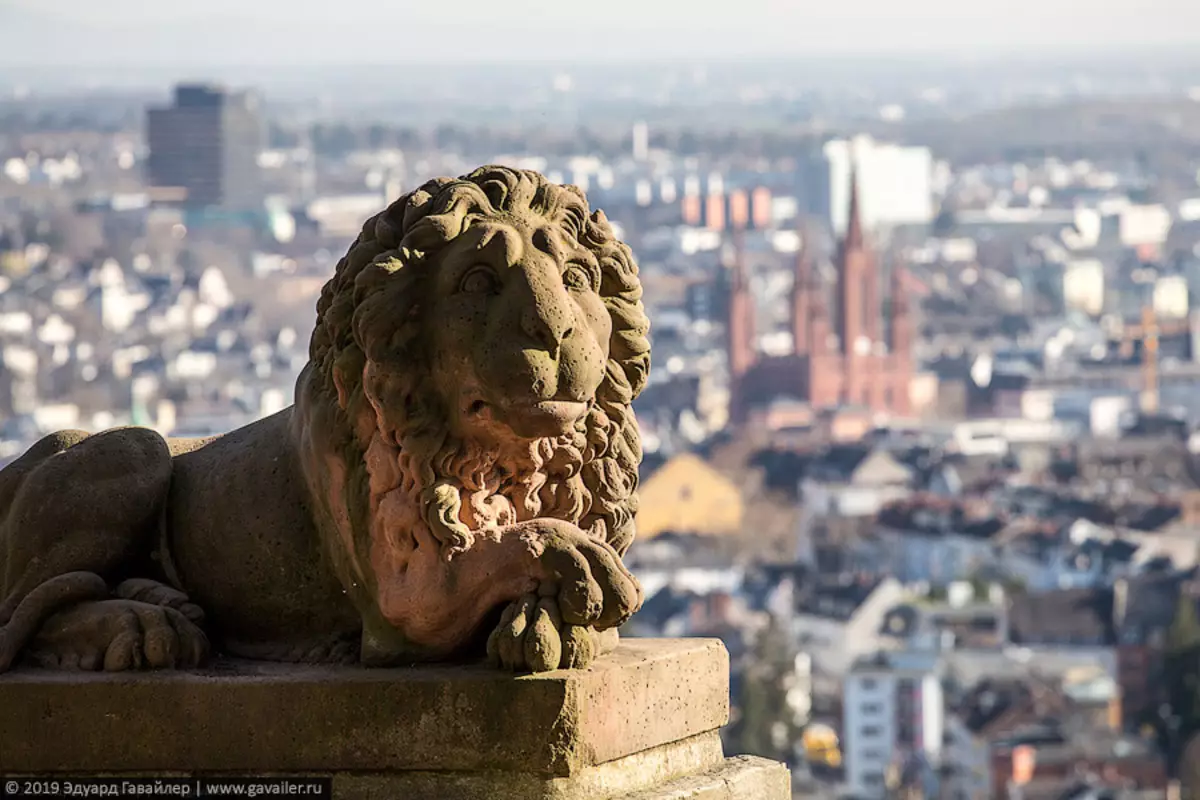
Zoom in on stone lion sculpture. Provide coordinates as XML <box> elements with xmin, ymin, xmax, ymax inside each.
<box><xmin>0</xmin><ymin>165</ymin><xmax>649</xmax><ymax>673</ymax></box>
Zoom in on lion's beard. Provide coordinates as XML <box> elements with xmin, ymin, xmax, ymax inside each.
<box><xmin>363</xmin><ymin>402</ymin><xmax>614</xmax><ymax>559</ymax></box>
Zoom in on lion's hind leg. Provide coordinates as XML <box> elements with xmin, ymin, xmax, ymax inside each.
<box><xmin>0</xmin><ymin>428</ymin><xmax>190</xmax><ymax>672</ymax></box>
<box><xmin>0</xmin><ymin>572</ymin><xmax>109</xmax><ymax>671</ymax></box>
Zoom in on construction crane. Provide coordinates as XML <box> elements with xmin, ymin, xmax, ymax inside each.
<box><xmin>1114</xmin><ymin>313</ymin><xmax>1188</xmax><ymax>359</ymax></box>
<box><xmin>1141</xmin><ymin>304</ymin><xmax>1160</xmax><ymax>415</ymax></box>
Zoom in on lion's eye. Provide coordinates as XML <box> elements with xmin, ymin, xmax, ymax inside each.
<box><xmin>460</xmin><ymin>267</ymin><xmax>499</xmax><ymax>295</ymax></box>
<box><xmin>563</xmin><ymin>263</ymin><xmax>597</xmax><ymax>292</ymax></box>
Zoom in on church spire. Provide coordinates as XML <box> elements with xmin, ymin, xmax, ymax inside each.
<box><xmin>836</xmin><ymin>159</ymin><xmax>873</xmax><ymax>360</ymax></box>
<box><xmin>845</xmin><ymin>161</ymin><xmax>864</xmax><ymax>252</ymax></box>
<box><xmin>792</xmin><ymin>220</ymin><xmax>812</xmax><ymax>355</ymax></box>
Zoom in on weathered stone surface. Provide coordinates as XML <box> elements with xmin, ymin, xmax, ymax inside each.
<box><xmin>0</xmin><ymin>639</ymin><xmax>728</xmax><ymax>777</ymax></box>
<box><xmin>619</xmin><ymin>756</ymin><xmax>792</xmax><ymax>799</ymax></box>
<box><xmin>327</xmin><ymin>732</ymin><xmax>725</xmax><ymax>799</ymax></box>
<box><xmin>0</xmin><ymin>165</ymin><xmax>651</xmax><ymax>675</ymax></box>
<box><xmin>0</xmin><ymin>737</ymin><xmax>726</xmax><ymax>800</ymax></box>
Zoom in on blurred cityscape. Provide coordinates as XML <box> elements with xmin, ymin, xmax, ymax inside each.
<box><xmin>8</xmin><ymin>49</ymin><xmax>1200</xmax><ymax>800</ymax></box>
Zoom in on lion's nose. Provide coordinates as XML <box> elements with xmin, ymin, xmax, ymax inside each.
<box><xmin>521</xmin><ymin>307</ymin><xmax>573</xmax><ymax>356</ymax></box>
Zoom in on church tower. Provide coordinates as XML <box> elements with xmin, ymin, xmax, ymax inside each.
<box><xmin>887</xmin><ymin>255</ymin><xmax>914</xmax><ymax>415</ymax></box>
<box><xmin>834</xmin><ymin>164</ymin><xmax>878</xmax><ymax>406</ymax></box>
<box><xmin>792</xmin><ymin>221</ymin><xmax>812</xmax><ymax>356</ymax></box>
<box><xmin>727</xmin><ymin>229</ymin><xmax>755</xmax><ymax>421</ymax></box>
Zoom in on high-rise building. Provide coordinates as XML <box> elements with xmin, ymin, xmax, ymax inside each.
<box><xmin>843</xmin><ymin>650</ymin><xmax>943</xmax><ymax>799</ymax></box>
<box><xmin>631</xmin><ymin>121</ymin><xmax>649</xmax><ymax>161</ymax></box>
<box><xmin>801</xmin><ymin>134</ymin><xmax>933</xmax><ymax>236</ymax></box>
<box><xmin>146</xmin><ymin>84</ymin><xmax>265</xmax><ymax>212</ymax></box>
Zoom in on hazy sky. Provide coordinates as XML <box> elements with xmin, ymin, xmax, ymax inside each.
<box><xmin>5</xmin><ymin>0</ymin><xmax>1200</xmax><ymax>64</ymax></box>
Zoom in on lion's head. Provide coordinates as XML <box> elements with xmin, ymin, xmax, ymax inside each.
<box><xmin>296</xmin><ymin>166</ymin><xmax>650</xmax><ymax>613</ymax></box>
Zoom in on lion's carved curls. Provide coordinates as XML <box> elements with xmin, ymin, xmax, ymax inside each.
<box><xmin>300</xmin><ymin>166</ymin><xmax>651</xmax><ymax>586</ymax></box>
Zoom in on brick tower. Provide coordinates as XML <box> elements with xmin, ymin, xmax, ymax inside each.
<box><xmin>727</xmin><ymin>229</ymin><xmax>755</xmax><ymax>422</ymax></box>
<box><xmin>724</xmin><ymin>166</ymin><xmax>914</xmax><ymax>425</ymax></box>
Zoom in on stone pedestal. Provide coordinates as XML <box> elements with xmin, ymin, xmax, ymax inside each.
<box><xmin>0</xmin><ymin>638</ymin><xmax>789</xmax><ymax>799</ymax></box>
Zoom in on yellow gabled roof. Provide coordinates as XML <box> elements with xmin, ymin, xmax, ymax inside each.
<box><xmin>636</xmin><ymin>452</ymin><xmax>744</xmax><ymax>540</ymax></box>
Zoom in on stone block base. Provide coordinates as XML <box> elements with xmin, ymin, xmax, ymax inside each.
<box><xmin>0</xmin><ymin>638</ymin><xmax>789</xmax><ymax>799</ymax></box>
<box><xmin>622</xmin><ymin>756</ymin><xmax>793</xmax><ymax>799</ymax></box>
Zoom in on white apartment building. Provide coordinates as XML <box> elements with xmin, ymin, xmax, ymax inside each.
<box><xmin>801</xmin><ymin>135</ymin><xmax>935</xmax><ymax>236</ymax></box>
<box><xmin>843</xmin><ymin>650</ymin><xmax>943</xmax><ymax>799</ymax></box>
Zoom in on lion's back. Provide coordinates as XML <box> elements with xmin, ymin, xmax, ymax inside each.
<box><xmin>164</xmin><ymin>407</ymin><xmax>358</xmax><ymax>641</ymax></box>
<box><xmin>166</xmin><ymin>434</ymin><xmax>224</xmax><ymax>458</ymax></box>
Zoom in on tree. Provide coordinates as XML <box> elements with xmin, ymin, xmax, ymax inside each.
<box><xmin>725</xmin><ymin>619</ymin><xmax>805</xmax><ymax>765</ymax></box>
<box><xmin>1162</xmin><ymin>591</ymin><xmax>1200</xmax><ymax>773</ymax></box>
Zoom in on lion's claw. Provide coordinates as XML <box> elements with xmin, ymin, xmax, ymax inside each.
<box><xmin>26</xmin><ymin>599</ymin><xmax>209</xmax><ymax>671</ymax></box>
<box><xmin>559</xmin><ymin>623</ymin><xmax>595</xmax><ymax>669</ymax></box>
<box><xmin>524</xmin><ymin>597</ymin><xmax>563</xmax><ymax>672</ymax></box>
<box><xmin>115</xmin><ymin>578</ymin><xmax>206</xmax><ymax>626</ymax></box>
<box><xmin>487</xmin><ymin>593</ymin><xmax>604</xmax><ymax>673</ymax></box>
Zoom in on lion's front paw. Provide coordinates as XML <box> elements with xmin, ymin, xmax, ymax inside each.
<box><xmin>522</xmin><ymin>519</ymin><xmax>643</xmax><ymax>632</ymax></box>
<box><xmin>486</xmin><ymin>593</ymin><xmax>606</xmax><ymax>672</ymax></box>
<box><xmin>26</xmin><ymin>599</ymin><xmax>209</xmax><ymax>671</ymax></box>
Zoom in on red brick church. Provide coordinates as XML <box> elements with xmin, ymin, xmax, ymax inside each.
<box><xmin>727</xmin><ymin>171</ymin><xmax>914</xmax><ymax>423</ymax></box>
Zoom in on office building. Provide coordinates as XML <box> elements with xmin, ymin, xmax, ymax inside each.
<box><xmin>146</xmin><ymin>84</ymin><xmax>265</xmax><ymax>212</ymax></box>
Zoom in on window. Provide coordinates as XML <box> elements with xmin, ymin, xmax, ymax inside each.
<box><xmin>861</xmin><ymin>725</ymin><xmax>883</xmax><ymax>738</ymax></box>
<box><xmin>864</xmin><ymin>773</ymin><xmax>885</xmax><ymax>787</ymax></box>
<box><xmin>1120</xmin><ymin>626</ymin><xmax>1143</xmax><ymax>645</ymax></box>
<box><xmin>862</xmin><ymin>749</ymin><xmax>886</xmax><ymax>761</ymax></box>
<box><xmin>860</xmin><ymin>678</ymin><xmax>879</xmax><ymax>690</ymax></box>
<box><xmin>861</xmin><ymin>702</ymin><xmax>884</xmax><ymax>714</ymax></box>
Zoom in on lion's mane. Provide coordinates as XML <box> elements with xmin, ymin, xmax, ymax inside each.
<box><xmin>298</xmin><ymin>166</ymin><xmax>650</xmax><ymax>584</ymax></box>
